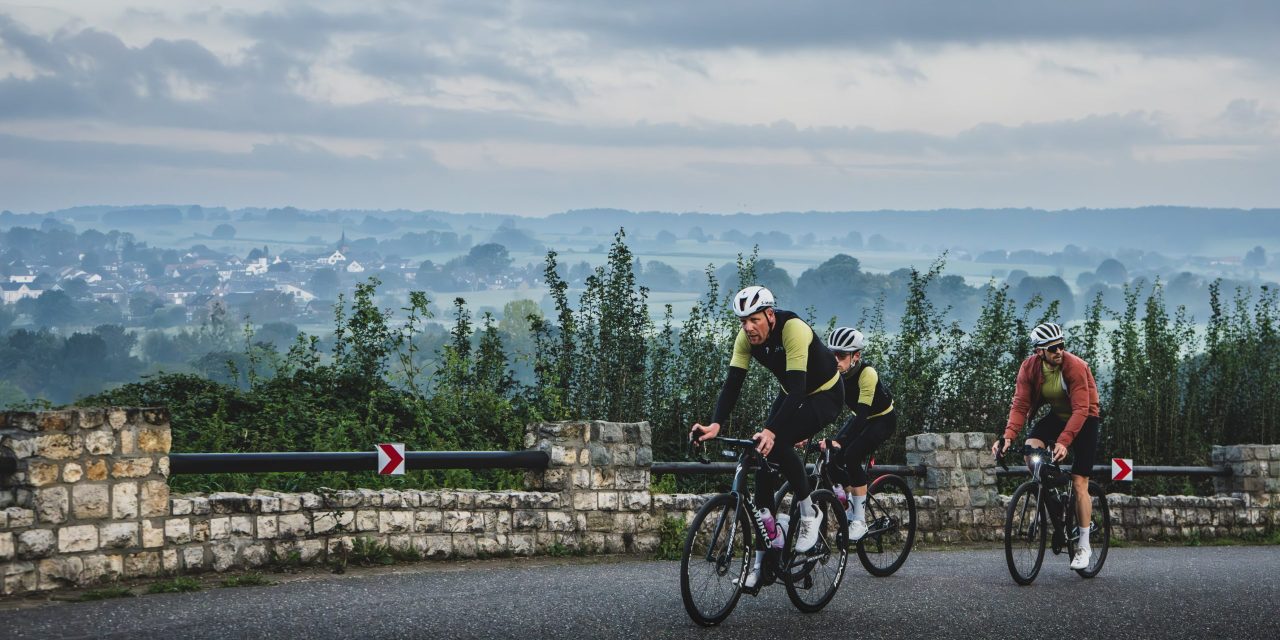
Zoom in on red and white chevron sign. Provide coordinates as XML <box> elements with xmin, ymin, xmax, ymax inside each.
<box><xmin>1111</xmin><ymin>458</ymin><xmax>1133</xmax><ymax>482</ymax></box>
<box><xmin>377</xmin><ymin>443</ymin><xmax>406</xmax><ymax>475</ymax></box>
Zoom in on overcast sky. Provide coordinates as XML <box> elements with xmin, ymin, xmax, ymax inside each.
<box><xmin>2</xmin><ymin>1</ymin><xmax>1279</xmax><ymax>214</ymax></box>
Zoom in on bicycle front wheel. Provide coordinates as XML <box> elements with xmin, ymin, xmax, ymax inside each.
<box><xmin>784</xmin><ymin>490</ymin><xmax>849</xmax><ymax>613</ymax></box>
<box><xmin>680</xmin><ymin>494</ymin><xmax>751</xmax><ymax>626</ymax></box>
<box><xmin>857</xmin><ymin>473</ymin><xmax>917</xmax><ymax>576</ymax></box>
<box><xmin>1004</xmin><ymin>481</ymin><xmax>1047</xmax><ymax>585</ymax></box>
<box><xmin>1075</xmin><ymin>482</ymin><xmax>1110</xmax><ymax>579</ymax></box>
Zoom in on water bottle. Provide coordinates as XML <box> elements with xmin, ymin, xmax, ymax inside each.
<box><xmin>833</xmin><ymin>485</ymin><xmax>848</xmax><ymax>509</ymax></box>
<box><xmin>762</xmin><ymin>512</ymin><xmax>787</xmax><ymax>550</ymax></box>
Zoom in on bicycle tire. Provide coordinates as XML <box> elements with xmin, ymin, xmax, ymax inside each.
<box><xmin>783</xmin><ymin>489</ymin><xmax>849</xmax><ymax>613</ymax></box>
<box><xmin>1004</xmin><ymin>481</ymin><xmax>1047</xmax><ymax>585</ymax></box>
<box><xmin>680</xmin><ymin>494</ymin><xmax>751</xmax><ymax>626</ymax></box>
<box><xmin>856</xmin><ymin>474</ymin><xmax>917</xmax><ymax>576</ymax></box>
<box><xmin>1075</xmin><ymin>482</ymin><xmax>1110</xmax><ymax>579</ymax></box>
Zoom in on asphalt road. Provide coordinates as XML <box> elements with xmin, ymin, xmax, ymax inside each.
<box><xmin>2</xmin><ymin>546</ymin><xmax>1278</xmax><ymax>639</ymax></box>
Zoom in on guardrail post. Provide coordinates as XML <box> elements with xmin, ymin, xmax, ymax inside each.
<box><xmin>521</xmin><ymin>420</ymin><xmax>655</xmax><ymax>553</ymax></box>
<box><xmin>905</xmin><ymin>432</ymin><xmax>1001</xmax><ymax>542</ymax></box>
<box><xmin>1211</xmin><ymin>444</ymin><xmax>1280</xmax><ymax>509</ymax></box>
<box><xmin>0</xmin><ymin>408</ymin><xmax>173</xmax><ymax>595</ymax></box>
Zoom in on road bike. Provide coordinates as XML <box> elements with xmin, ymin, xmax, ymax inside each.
<box><xmin>998</xmin><ymin>444</ymin><xmax>1111</xmax><ymax>585</ymax></box>
<box><xmin>775</xmin><ymin>440</ymin><xmax>917</xmax><ymax>577</ymax></box>
<box><xmin>680</xmin><ymin>436</ymin><xmax>849</xmax><ymax>626</ymax></box>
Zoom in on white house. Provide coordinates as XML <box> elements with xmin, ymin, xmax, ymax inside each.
<box><xmin>323</xmin><ymin>250</ymin><xmax>347</xmax><ymax>266</ymax></box>
<box><xmin>345</xmin><ymin>260</ymin><xmax>365</xmax><ymax>274</ymax></box>
<box><xmin>1</xmin><ymin>282</ymin><xmax>42</xmax><ymax>304</ymax></box>
<box><xmin>245</xmin><ymin>258</ymin><xmax>269</xmax><ymax>276</ymax></box>
<box><xmin>275</xmin><ymin>284</ymin><xmax>317</xmax><ymax>303</ymax></box>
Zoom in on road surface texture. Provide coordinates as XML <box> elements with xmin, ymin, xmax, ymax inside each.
<box><xmin>2</xmin><ymin>546</ymin><xmax>1277</xmax><ymax>639</ymax></box>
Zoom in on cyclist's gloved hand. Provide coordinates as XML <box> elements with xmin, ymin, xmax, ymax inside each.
<box><xmin>690</xmin><ymin>422</ymin><xmax>720</xmax><ymax>443</ymax></box>
<box><xmin>1052</xmin><ymin>442</ymin><xmax>1068</xmax><ymax>462</ymax></box>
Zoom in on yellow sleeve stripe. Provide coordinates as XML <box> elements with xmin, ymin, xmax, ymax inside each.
<box><xmin>858</xmin><ymin>366</ymin><xmax>878</xmax><ymax>406</ymax></box>
<box><xmin>780</xmin><ymin>318</ymin><xmax>812</xmax><ymax>371</ymax></box>
<box><xmin>729</xmin><ymin>329</ymin><xmax>751</xmax><ymax>369</ymax></box>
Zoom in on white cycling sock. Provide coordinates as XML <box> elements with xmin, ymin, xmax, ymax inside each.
<box><xmin>752</xmin><ymin>550</ymin><xmax>765</xmax><ymax>569</ymax></box>
<box><xmin>1078</xmin><ymin>525</ymin><xmax>1091</xmax><ymax>552</ymax></box>
<box><xmin>850</xmin><ymin>495</ymin><xmax>866</xmax><ymax>522</ymax></box>
<box><xmin>798</xmin><ymin>496</ymin><xmax>817</xmax><ymax>519</ymax></box>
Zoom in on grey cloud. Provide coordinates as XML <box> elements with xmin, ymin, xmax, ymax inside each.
<box><xmin>524</xmin><ymin>0</ymin><xmax>1280</xmax><ymax>58</ymax></box>
<box><xmin>219</xmin><ymin>5</ymin><xmax>418</xmax><ymax>51</ymax></box>
<box><xmin>347</xmin><ymin>41</ymin><xmax>575</xmax><ymax>102</ymax></box>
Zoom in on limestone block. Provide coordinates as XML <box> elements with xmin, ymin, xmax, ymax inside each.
<box><xmin>211</xmin><ymin>542</ymin><xmax>238</xmax><ymax>571</ymax></box>
<box><xmin>278</xmin><ymin>513</ymin><xmax>309</xmax><ymax>539</ymax></box>
<box><xmin>61</xmin><ymin>462</ymin><xmax>85</xmax><ymax>483</ymax></box>
<box><xmin>192</xmin><ymin>519</ymin><xmax>210</xmax><ymax>543</ymax></box>
<box><xmin>547</xmin><ymin>511</ymin><xmax>575</xmax><ymax>533</ymax></box>
<box><xmin>616</xmin><ymin>469</ymin><xmax>647</xmax><ymax>490</ymax></box>
<box><xmin>417</xmin><ymin>491</ymin><xmax>441</xmax><ymax>508</ymax></box>
<box><xmin>278</xmin><ymin>494</ymin><xmax>302</xmax><ymax>512</ymax></box>
<box><xmin>451</xmin><ymin>535</ymin><xmax>477</xmax><ymax>558</ymax></box>
<box><xmin>38</xmin><ymin>556</ymin><xmax>84</xmax><ymax>590</ymax></box>
<box><xmin>230</xmin><ymin>516</ymin><xmax>254</xmax><ymax>536</ymax></box>
<box><xmin>597</xmin><ymin>491</ymin><xmax>620</xmax><ymax>511</ymax></box>
<box><xmin>252</xmin><ymin>495</ymin><xmax>280</xmax><ymax>514</ymax></box>
<box><xmin>298</xmin><ymin>493</ymin><xmax>321</xmax><ymax>509</ymax></box>
<box><xmin>323</xmin><ymin>490</ymin><xmax>361</xmax><ymax>508</ymax></box>
<box><xmin>136</xmin><ymin>429</ymin><xmax>171</xmax><ymax>454</ymax></box>
<box><xmin>476</xmin><ymin>534</ymin><xmax>507</xmax><ymax>557</ymax></box>
<box><xmin>255</xmin><ymin>515</ymin><xmax>278</xmax><ymax>539</ymax></box>
<box><xmin>165</xmin><ymin>518</ymin><xmax>192</xmax><ymax>544</ymax></box>
<box><xmin>83</xmin><ymin>430</ymin><xmax>115</xmax><ymax>456</ymax></box>
<box><xmin>298</xmin><ymin>540</ymin><xmax>325</xmax><ymax>563</ymax></box>
<box><xmin>621</xmin><ymin>491</ymin><xmax>651</xmax><ymax>511</ymax></box>
<box><xmin>35</xmin><ymin>487</ymin><xmax>68</xmax><ymax>524</ymax></box>
<box><xmin>379</xmin><ymin>490</ymin><xmax>404</xmax><ymax>508</ymax></box>
<box><xmin>387</xmin><ymin>534</ymin><xmax>412</xmax><ymax>551</ymax></box>
<box><xmin>473</xmin><ymin>492</ymin><xmax>509</xmax><ymax>509</ymax></box>
<box><xmin>85</xmin><ymin>459</ymin><xmax>108</xmax><ymax>482</ymax></box>
<box><xmin>107</xmin><ymin>410</ymin><xmax>128</xmax><ymax>430</ymax></box>
<box><xmin>5</xmin><ymin>507</ymin><xmax>35</xmax><ymax>528</ymax></box>
<box><xmin>99</xmin><ymin>522</ymin><xmax>139</xmax><ymax>549</ymax></box>
<box><xmin>80</xmin><ymin>553</ymin><xmax>122</xmax><ymax>584</ymax></box>
<box><xmin>28</xmin><ymin>461</ymin><xmax>61</xmax><ymax>487</ymax></box>
<box><xmin>242</xmin><ymin>542</ymin><xmax>268</xmax><ymax>568</ymax></box>
<box><xmin>118</xmin><ymin>428</ymin><xmax>136</xmax><ymax>455</ymax></box>
<box><xmin>2</xmin><ymin>561</ymin><xmax>37</xmax><ymax>596</ymax></box>
<box><xmin>142</xmin><ymin>519</ymin><xmax>164</xmax><ymax>548</ymax></box>
<box><xmin>162</xmin><ymin>548</ymin><xmax>180</xmax><ymax>572</ymax></box>
<box><xmin>356</xmin><ymin>488</ymin><xmax>381</xmax><ymax>507</ymax></box>
<box><xmin>208</xmin><ymin>492</ymin><xmax>254</xmax><ymax>514</ymax></box>
<box><xmin>399</xmin><ymin>491</ymin><xmax>420</xmax><ymax>509</ymax></box>
<box><xmin>355</xmin><ymin>510</ymin><xmax>379</xmax><ymax>532</ymax></box>
<box><xmin>72</xmin><ymin>484</ymin><xmax>110</xmax><ymax>519</ymax></box>
<box><xmin>2</xmin><ymin>434</ymin><xmax>37</xmax><ymax>459</ymax></box>
<box><xmin>313</xmin><ymin>511</ymin><xmax>352</xmax><ymax>535</ymax></box>
<box><xmin>379</xmin><ymin>510</ymin><xmax>413</xmax><ymax>534</ymax></box>
<box><xmin>585</xmin><ymin>511</ymin><xmax>613</xmax><ymax>530</ymax></box>
<box><xmin>414</xmin><ymin>510</ymin><xmax>442</xmax><ymax>533</ymax></box>
<box><xmin>0</xmin><ymin>532</ymin><xmax>12</xmax><ymax>560</ymax></box>
<box><xmin>421</xmin><ymin>534</ymin><xmax>452</xmax><ymax>559</ymax></box>
<box><xmin>111</xmin><ymin>457</ymin><xmax>153</xmax><ymax>478</ymax></box>
<box><xmin>509</xmin><ymin>534</ymin><xmax>535</xmax><ymax>556</ymax></box>
<box><xmin>170</xmin><ymin>497</ymin><xmax>193</xmax><ymax>516</ymax></box>
<box><xmin>572</xmin><ymin>492</ymin><xmax>598</xmax><ymax>511</ymax></box>
<box><xmin>141</xmin><ymin>480</ymin><xmax>169</xmax><ymax>517</ymax></box>
<box><xmin>209</xmin><ymin>517</ymin><xmax>230</xmax><ymax>540</ymax></box>
<box><xmin>444</xmin><ymin>511</ymin><xmax>484</xmax><ymax>533</ymax></box>
<box><xmin>513</xmin><ymin>510</ymin><xmax>546</xmax><ymax>531</ymax></box>
<box><xmin>124</xmin><ymin>551</ymin><xmax>162</xmax><ymax>578</ymax></box>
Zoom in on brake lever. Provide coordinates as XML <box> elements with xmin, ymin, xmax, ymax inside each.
<box><xmin>688</xmin><ymin>434</ymin><xmax>710</xmax><ymax>465</ymax></box>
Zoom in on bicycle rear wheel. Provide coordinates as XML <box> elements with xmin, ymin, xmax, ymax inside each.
<box><xmin>1004</xmin><ymin>481</ymin><xmax>1047</xmax><ymax>585</ymax></box>
<box><xmin>681</xmin><ymin>494</ymin><xmax>751</xmax><ymax>626</ymax></box>
<box><xmin>1075</xmin><ymin>482</ymin><xmax>1110</xmax><ymax>578</ymax></box>
<box><xmin>783</xmin><ymin>490</ymin><xmax>849</xmax><ymax>613</ymax></box>
<box><xmin>856</xmin><ymin>474</ymin><xmax>917</xmax><ymax>577</ymax></box>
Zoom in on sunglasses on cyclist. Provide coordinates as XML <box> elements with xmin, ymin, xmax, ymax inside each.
<box><xmin>1039</xmin><ymin>343</ymin><xmax>1065</xmax><ymax>354</ymax></box>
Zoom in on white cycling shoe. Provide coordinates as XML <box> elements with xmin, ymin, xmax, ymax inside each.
<box><xmin>795</xmin><ymin>513</ymin><xmax>821</xmax><ymax>552</ymax></box>
<box><xmin>1070</xmin><ymin>548</ymin><xmax>1092</xmax><ymax>570</ymax></box>
<box><xmin>743</xmin><ymin>564</ymin><xmax>763</xmax><ymax>589</ymax></box>
<box><xmin>848</xmin><ymin>519</ymin><xmax>868</xmax><ymax>542</ymax></box>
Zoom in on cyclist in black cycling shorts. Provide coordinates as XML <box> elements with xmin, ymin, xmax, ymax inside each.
<box><xmin>819</xmin><ymin>327</ymin><xmax>895</xmax><ymax>543</ymax></box>
<box><xmin>691</xmin><ymin>285</ymin><xmax>844</xmax><ymax>589</ymax></box>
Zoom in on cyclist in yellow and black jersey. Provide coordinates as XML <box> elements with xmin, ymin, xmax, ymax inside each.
<box><xmin>822</xmin><ymin>327</ymin><xmax>896</xmax><ymax>542</ymax></box>
<box><xmin>691</xmin><ymin>286</ymin><xmax>844</xmax><ymax>589</ymax></box>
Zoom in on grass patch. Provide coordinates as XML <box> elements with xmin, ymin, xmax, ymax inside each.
<box><xmin>267</xmin><ymin>549</ymin><xmax>304</xmax><ymax>573</ymax></box>
<box><xmin>546</xmin><ymin>542</ymin><xmax>585</xmax><ymax>558</ymax></box>
<box><xmin>76</xmin><ymin>586</ymin><xmax>136</xmax><ymax>601</ymax></box>
<box><xmin>219</xmin><ymin>572</ymin><xmax>272</xmax><ymax>588</ymax></box>
<box><xmin>348</xmin><ymin>537</ymin><xmax>395</xmax><ymax>566</ymax></box>
<box><xmin>655</xmin><ymin>516</ymin><xmax>686</xmax><ymax>561</ymax></box>
<box><xmin>146</xmin><ymin>577</ymin><xmax>202</xmax><ymax>594</ymax></box>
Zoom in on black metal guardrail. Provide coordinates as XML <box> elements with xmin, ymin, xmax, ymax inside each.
<box><xmin>994</xmin><ymin>465</ymin><xmax>1230</xmax><ymax>479</ymax></box>
<box><xmin>651</xmin><ymin>462</ymin><xmax>925</xmax><ymax>478</ymax></box>
<box><xmin>168</xmin><ymin>451</ymin><xmax>549</xmax><ymax>475</ymax></box>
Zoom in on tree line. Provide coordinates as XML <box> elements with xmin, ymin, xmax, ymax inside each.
<box><xmin>55</xmin><ymin>229</ymin><xmax>1280</xmax><ymax>495</ymax></box>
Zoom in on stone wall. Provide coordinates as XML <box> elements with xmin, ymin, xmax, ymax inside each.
<box><xmin>2</xmin><ymin>409</ymin><xmax>1278</xmax><ymax>596</ymax></box>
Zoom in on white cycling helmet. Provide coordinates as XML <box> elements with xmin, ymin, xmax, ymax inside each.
<box><xmin>1030</xmin><ymin>322</ymin><xmax>1065</xmax><ymax>347</ymax></box>
<box><xmin>826</xmin><ymin>327</ymin><xmax>865</xmax><ymax>353</ymax></box>
<box><xmin>732</xmin><ymin>285</ymin><xmax>776</xmax><ymax>318</ymax></box>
